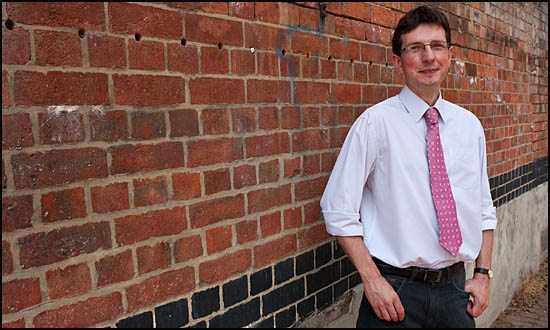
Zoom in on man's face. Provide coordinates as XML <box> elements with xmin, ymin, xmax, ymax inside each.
<box><xmin>393</xmin><ymin>24</ymin><xmax>453</xmax><ymax>95</ymax></box>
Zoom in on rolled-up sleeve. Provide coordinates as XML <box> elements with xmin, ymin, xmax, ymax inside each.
<box><xmin>479</xmin><ymin>131</ymin><xmax>497</xmax><ymax>230</ymax></box>
<box><xmin>320</xmin><ymin>114</ymin><xmax>377</xmax><ymax>237</ymax></box>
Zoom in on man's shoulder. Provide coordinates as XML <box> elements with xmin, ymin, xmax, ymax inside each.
<box><xmin>358</xmin><ymin>95</ymin><xmax>401</xmax><ymax>120</ymax></box>
<box><xmin>442</xmin><ymin>99</ymin><xmax>483</xmax><ymax>127</ymax></box>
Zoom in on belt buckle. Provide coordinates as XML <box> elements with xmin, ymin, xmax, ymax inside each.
<box><xmin>423</xmin><ymin>270</ymin><xmax>443</xmax><ymax>282</ymax></box>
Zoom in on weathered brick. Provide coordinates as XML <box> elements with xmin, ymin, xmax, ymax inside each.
<box><xmin>187</xmin><ymin>137</ymin><xmax>243</xmax><ymax>167</ymax></box>
<box><xmin>110</xmin><ymin>142</ymin><xmax>184</xmax><ymax>175</ymax></box>
<box><xmin>254</xmin><ymin>234</ymin><xmax>297</xmax><ymax>267</ymax></box>
<box><xmin>14</xmin><ymin>71</ymin><xmax>109</xmax><ymax>106</ymax></box>
<box><xmin>113</xmin><ymin>74</ymin><xmax>185</xmax><ymax>106</ymax></box>
<box><xmin>18</xmin><ymin>222</ymin><xmax>112</xmax><ymax>269</ymax></box>
<box><xmin>12</xmin><ymin>147</ymin><xmax>108</xmax><ymax>189</ymax></box>
<box><xmin>126</xmin><ymin>267</ymin><xmax>195</xmax><ymax>312</ymax></box>
<box><xmin>91</xmin><ymin>182</ymin><xmax>130</xmax><ymax>214</ymax></box>
<box><xmin>260</xmin><ymin>211</ymin><xmax>282</xmax><ymax>238</ymax></box>
<box><xmin>167</xmin><ymin>44</ymin><xmax>199</xmax><ymax>74</ymax></box>
<box><xmin>2</xmin><ymin>70</ymin><xmax>9</xmax><ymax>109</ymax></box>
<box><xmin>201</xmin><ymin>108</ymin><xmax>230</xmax><ymax>135</ymax></box>
<box><xmin>133</xmin><ymin>176</ymin><xmax>169</xmax><ymax>207</ymax></box>
<box><xmin>245</xmin><ymin>23</ymin><xmax>290</xmax><ymax>52</ymax></box>
<box><xmin>41</xmin><ymin>187</ymin><xmax>87</xmax><ymax>223</ymax></box>
<box><xmin>247</xmin><ymin>79</ymin><xmax>291</xmax><ymax>104</ymax></box>
<box><xmin>294</xmin><ymin>176</ymin><xmax>329</xmax><ymax>201</ymax></box>
<box><xmin>33</xmin><ymin>292</ymin><xmax>122</xmax><ymax>328</ymax></box>
<box><xmin>206</xmin><ymin>225</ymin><xmax>232</xmax><ymax>254</ymax></box>
<box><xmin>231</xmin><ymin>107</ymin><xmax>256</xmax><ymax>133</ymax></box>
<box><xmin>95</xmin><ymin>249</ymin><xmax>134</xmax><ymax>287</ymax></box>
<box><xmin>114</xmin><ymin>206</ymin><xmax>187</xmax><ymax>246</ymax></box>
<box><xmin>89</xmin><ymin>109</ymin><xmax>128</xmax><ymax>142</ymax></box>
<box><xmin>294</xmin><ymin>81</ymin><xmax>330</xmax><ymax>104</ymax></box>
<box><xmin>137</xmin><ymin>241</ymin><xmax>171</xmax><ymax>275</ymax></box>
<box><xmin>201</xmin><ymin>46</ymin><xmax>229</xmax><ymax>74</ymax></box>
<box><xmin>199</xmin><ymin>249</ymin><xmax>251</xmax><ymax>284</ymax></box>
<box><xmin>185</xmin><ymin>14</ymin><xmax>242</xmax><ymax>46</ymax></box>
<box><xmin>234</xmin><ymin>164</ymin><xmax>257</xmax><ymax>189</ymax></box>
<box><xmin>2</xmin><ymin>240</ymin><xmax>13</xmax><ymax>275</ymax></box>
<box><xmin>172</xmin><ymin>172</ymin><xmax>201</xmax><ymax>200</ymax></box>
<box><xmin>246</xmin><ymin>132</ymin><xmax>290</xmax><ymax>158</ymax></box>
<box><xmin>2</xmin><ymin>26</ymin><xmax>31</xmax><ymax>65</ymax></box>
<box><xmin>189</xmin><ymin>194</ymin><xmax>245</xmax><ymax>228</ymax></box>
<box><xmin>231</xmin><ymin>49</ymin><xmax>256</xmax><ymax>75</ymax></box>
<box><xmin>34</xmin><ymin>30</ymin><xmax>82</xmax><ymax>67</ymax></box>
<box><xmin>2</xmin><ymin>113</ymin><xmax>34</xmax><ymax>149</ymax></box>
<box><xmin>174</xmin><ymin>235</ymin><xmax>203</xmax><ymax>263</ymax></box>
<box><xmin>46</xmin><ymin>263</ymin><xmax>92</xmax><ymax>299</ymax></box>
<box><xmin>204</xmin><ymin>168</ymin><xmax>231</xmax><ymax>195</ymax></box>
<box><xmin>236</xmin><ymin>219</ymin><xmax>259</xmax><ymax>244</ymax></box>
<box><xmin>189</xmin><ymin>78</ymin><xmax>245</xmax><ymax>104</ymax></box>
<box><xmin>128</xmin><ymin>39</ymin><xmax>165</xmax><ymax>71</ymax></box>
<box><xmin>87</xmin><ymin>34</ymin><xmax>127</xmax><ymax>68</ymax></box>
<box><xmin>38</xmin><ymin>110</ymin><xmax>85</xmax><ymax>145</ymax></box>
<box><xmin>2</xmin><ymin>194</ymin><xmax>33</xmax><ymax>233</ymax></box>
<box><xmin>291</xmin><ymin>129</ymin><xmax>330</xmax><ymax>152</ymax></box>
<box><xmin>169</xmin><ymin>109</ymin><xmax>199</xmax><ymax>137</ymax></box>
<box><xmin>247</xmin><ymin>184</ymin><xmax>292</xmax><ymax>214</ymax></box>
<box><xmin>109</xmin><ymin>2</ymin><xmax>182</xmax><ymax>39</ymax></box>
<box><xmin>2</xmin><ymin>277</ymin><xmax>42</xmax><ymax>314</ymax></box>
<box><xmin>298</xmin><ymin>223</ymin><xmax>330</xmax><ymax>250</ymax></box>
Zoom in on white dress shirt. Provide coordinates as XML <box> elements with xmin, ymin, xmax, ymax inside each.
<box><xmin>320</xmin><ymin>85</ymin><xmax>497</xmax><ymax>269</ymax></box>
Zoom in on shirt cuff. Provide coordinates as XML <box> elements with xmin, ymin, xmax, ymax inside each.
<box><xmin>322</xmin><ymin>211</ymin><xmax>364</xmax><ymax>237</ymax></box>
<box><xmin>481</xmin><ymin>220</ymin><xmax>497</xmax><ymax>231</ymax></box>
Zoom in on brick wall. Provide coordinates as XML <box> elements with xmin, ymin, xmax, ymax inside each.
<box><xmin>2</xmin><ymin>2</ymin><xmax>547</xmax><ymax>328</ymax></box>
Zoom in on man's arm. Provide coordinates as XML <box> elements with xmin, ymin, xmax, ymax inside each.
<box><xmin>336</xmin><ymin>236</ymin><xmax>405</xmax><ymax>322</ymax></box>
<box><xmin>465</xmin><ymin>229</ymin><xmax>494</xmax><ymax>317</ymax></box>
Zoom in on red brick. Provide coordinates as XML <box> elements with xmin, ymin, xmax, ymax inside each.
<box><xmin>2</xmin><ymin>318</ymin><xmax>25</xmax><ymax>328</ymax></box>
<box><xmin>292</xmin><ymin>129</ymin><xmax>329</xmax><ymax>152</ymax></box>
<box><xmin>298</xmin><ymin>6</ymin><xmax>318</xmax><ymax>31</ymax></box>
<box><xmin>2</xmin><ymin>113</ymin><xmax>34</xmax><ymax>149</ymax></box>
<box><xmin>2</xmin><ymin>26</ymin><xmax>31</xmax><ymax>65</ymax></box>
<box><xmin>18</xmin><ymin>222</ymin><xmax>111</xmax><ymax>269</ymax></box>
<box><xmin>12</xmin><ymin>147</ymin><xmax>108</xmax><ymax>189</ymax></box>
<box><xmin>259</xmin><ymin>159</ymin><xmax>280</xmax><ymax>184</ymax></box>
<box><xmin>113</xmin><ymin>74</ymin><xmax>185</xmax><ymax>106</ymax></box>
<box><xmin>168</xmin><ymin>44</ymin><xmax>199</xmax><ymax>74</ymax></box>
<box><xmin>281</xmin><ymin>106</ymin><xmax>301</xmax><ymax>129</ymax></box>
<box><xmin>340</xmin><ymin>2</ymin><xmax>371</xmax><ymax>21</ymax></box>
<box><xmin>280</xmin><ymin>54</ymin><xmax>301</xmax><ymax>77</ymax></box>
<box><xmin>304</xmin><ymin>201</ymin><xmax>321</xmax><ymax>224</ymax></box>
<box><xmin>89</xmin><ymin>109</ymin><xmax>128</xmax><ymax>142</ymax></box>
<box><xmin>246</xmin><ymin>132</ymin><xmax>290</xmax><ymax>158</ymax></box>
<box><xmin>91</xmin><ymin>182</ymin><xmax>129</xmax><ymax>214</ymax></box>
<box><xmin>199</xmin><ymin>249</ymin><xmax>251</xmax><ymax>284</ymax></box>
<box><xmin>330</xmin><ymin>127</ymin><xmax>350</xmax><ymax>148</ymax></box>
<box><xmin>41</xmin><ymin>187</ymin><xmax>87</xmax><ymax>223</ymax></box>
<box><xmin>109</xmin><ymin>2</ymin><xmax>182</xmax><ymax>39</ymax></box>
<box><xmin>298</xmin><ymin>223</ymin><xmax>330</xmax><ymax>250</ymax></box>
<box><xmin>88</xmin><ymin>34</ymin><xmax>127</xmax><ymax>68</ymax></box>
<box><xmin>131</xmin><ymin>111</ymin><xmax>166</xmax><ymax>140</ymax></box>
<box><xmin>2</xmin><ymin>277</ymin><xmax>41</xmax><ymax>314</ymax></box>
<box><xmin>361</xmin><ymin>44</ymin><xmax>386</xmax><ymax>64</ymax></box>
<box><xmin>169</xmin><ymin>109</ymin><xmax>199</xmax><ymax>137</ymax></box>
<box><xmin>38</xmin><ymin>110</ymin><xmax>85</xmax><ymax>145</ymax></box>
<box><xmin>137</xmin><ymin>241</ymin><xmax>171</xmax><ymax>275</ymax></box>
<box><xmin>320</xmin><ymin>58</ymin><xmax>336</xmax><ymax>79</ymax></box>
<box><xmin>329</xmin><ymin>38</ymin><xmax>360</xmax><ymax>61</ymax></box>
<box><xmin>229</xmin><ymin>2</ymin><xmax>255</xmax><ymax>19</ymax></box>
<box><xmin>331</xmin><ymin>83</ymin><xmax>362</xmax><ymax>104</ymax></box>
<box><xmin>187</xmin><ymin>137</ymin><xmax>243</xmax><ymax>167</ymax></box>
<box><xmin>128</xmin><ymin>39</ymin><xmax>165</xmax><ymax>70</ymax></box>
<box><xmin>303</xmin><ymin>153</ymin><xmax>320</xmax><ymax>176</ymax></box>
<box><xmin>46</xmin><ymin>263</ymin><xmax>91</xmax><ymax>299</ymax></box>
<box><xmin>95</xmin><ymin>249</ymin><xmax>134</xmax><ymax>287</ymax></box>
<box><xmin>260</xmin><ymin>211</ymin><xmax>282</xmax><ymax>238</ymax></box>
<box><xmin>6</xmin><ymin>2</ymin><xmax>105</xmax><ymax>31</ymax></box>
<box><xmin>206</xmin><ymin>225</ymin><xmax>232</xmax><ymax>254</ymax></box>
<box><xmin>258</xmin><ymin>107</ymin><xmax>280</xmax><ymax>130</ymax></box>
<box><xmin>362</xmin><ymin>85</ymin><xmax>387</xmax><ymax>104</ymax></box>
<box><xmin>14</xmin><ymin>71</ymin><xmax>109</xmax><ymax>106</ymax></box>
<box><xmin>247</xmin><ymin>79</ymin><xmax>291</xmax><ymax>103</ymax></box>
<box><xmin>110</xmin><ymin>142</ymin><xmax>184</xmax><ymax>174</ymax></box>
<box><xmin>370</xmin><ymin>5</ymin><xmax>396</xmax><ymax>28</ymax></box>
<box><xmin>200</xmin><ymin>2</ymin><xmax>228</xmax><ymax>14</ymax></box>
<box><xmin>321</xmin><ymin>106</ymin><xmax>338</xmax><ymax>127</ymax></box>
<box><xmin>254</xmin><ymin>234</ymin><xmax>296</xmax><ymax>267</ymax></box>
<box><xmin>236</xmin><ymin>219</ymin><xmax>259</xmax><ymax>244</ymax></box>
<box><xmin>2</xmin><ymin>240</ymin><xmax>13</xmax><ymax>275</ymax></box>
<box><xmin>302</xmin><ymin>57</ymin><xmax>320</xmax><ymax>80</ymax></box>
<box><xmin>233</xmin><ymin>164</ymin><xmax>257</xmax><ymax>189</ymax></box>
<box><xmin>255</xmin><ymin>2</ymin><xmax>279</xmax><ymax>24</ymax></box>
<box><xmin>35</xmin><ymin>30</ymin><xmax>82</xmax><ymax>67</ymax></box>
<box><xmin>174</xmin><ymin>235</ymin><xmax>203</xmax><ymax>263</ymax></box>
<box><xmin>133</xmin><ymin>176</ymin><xmax>169</xmax><ymax>207</ymax></box>
<box><xmin>2</xmin><ymin>70</ymin><xmax>9</xmax><ymax>109</ymax></box>
<box><xmin>368</xmin><ymin>64</ymin><xmax>381</xmax><ymax>83</ymax></box>
<box><xmin>189</xmin><ymin>77</ymin><xmax>245</xmax><ymax>104</ymax></box>
<box><xmin>294</xmin><ymin>176</ymin><xmax>329</xmax><ymax>201</ymax></box>
<box><xmin>284</xmin><ymin>207</ymin><xmax>302</xmax><ymax>230</ymax></box>
<box><xmin>172</xmin><ymin>172</ymin><xmax>201</xmax><ymax>200</ymax></box>
<box><xmin>114</xmin><ymin>206</ymin><xmax>187</xmax><ymax>246</ymax></box>
<box><xmin>294</xmin><ymin>81</ymin><xmax>330</xmax><ymax>104</ymax></box>
<box><xmin>231</xmin><ymin>107</ymin><xmax>256</xmax><ymax>133</ymax></box>
<box><xmin>284</xmin><ymin>157</ymin><xmax>302</xmax><ymax>178</ymax></box>
<box><xmin>231</xmin><ymin>49</ymin><xmax>256</xmax><ymax>75</ymax></box>
<box><xmin>33</xmin><ymin>292</ymin><xmax>122</xmax><ymax>328</ymax></box>
<box><xmin>247</xmin><ymin>184</ymin><xmax>291</xmax><ymax>214</ymax></box>
<box><xmin>354</xmin><ymin>62</ymin><xmax>368</xmax><ymax>83</ymax></box>
<box><xmin>201</xmin><ymin>46</ymin><xmax>229</xmax><ymax>74</ymax></box>
<box><xmin>302</xmin><ymin>107</ymin><xmax>320</xmax><ymax>128</ymax></box>
<box><xmin>126</xmin><ymin>267</ymin><xmax>195</xmax><ymax>312</ymax></box>
<box><xmin>185</xmin><ymin>14</ymin><xmax>242</xmax><ymax>46</ymax></box>
<box><xmin>204</xmin><ymin>168</ymin><xmax>231</xmax><ymax>195</ymax></box>
<box><xmin>2</xmin><ymin>195</ymin><xmax>33</xmax><ymax>233</ymax></box>
<box><xmin>291</xmin><ymin>32</ymin><xmax>329</xmax><ymax>57</ymax></box>
<box><xmin>201</xmin><ymin>108</ymin><xmax>230</xmax><ymax>135</ymax></box>
<box><xmin>189</xmin><ymin>194</ymin><xmax>245</xmax><ymax>229</ymax></box>
<box><xmin>245</xmin><ymin>23</ymin><xmax>290</xmax><ymax>52</ymax></box>
<box><xmin>258</xmin><ymin>52</ymin><xmax>279</xmax><ymax>77</ymax></box>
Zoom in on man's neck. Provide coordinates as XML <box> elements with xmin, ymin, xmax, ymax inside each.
<box><xmin>407</xmin><ymin>85</ymin><xmax>440</xmax><ymax>106</ymax></box>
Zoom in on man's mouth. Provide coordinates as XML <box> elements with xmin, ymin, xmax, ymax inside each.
<box><xmin>419</xmin><ymin>68</ymin><xmax>440</xmax><ymax>74</ymax></box>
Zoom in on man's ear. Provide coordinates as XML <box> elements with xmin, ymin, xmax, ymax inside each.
<box><xmin>392</xmin><ymin>53</ymin><xmax>403</xmax><ymax>74</ymax></box>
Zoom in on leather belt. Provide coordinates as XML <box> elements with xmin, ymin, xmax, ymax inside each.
<box><xmin>372</xmin><ymin>257</ymin><xmax>464</xmax><ymax>283</ymax></box>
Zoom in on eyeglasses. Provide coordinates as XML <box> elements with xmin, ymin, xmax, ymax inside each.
<box><xmin>401</xmin><ymin>41</ymin><xmax>449</xmax><ymax>56</ymax></box>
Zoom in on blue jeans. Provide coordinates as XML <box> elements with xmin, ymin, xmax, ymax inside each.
<box><xmin>356</xmin><ymin>265</ymin><xmax>475</xmax><ymax>328</ymax></box>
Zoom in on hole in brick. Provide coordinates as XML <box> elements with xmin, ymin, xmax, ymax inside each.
<box><xmin>350</xmin><ymin>59</ymin><xmax>354</xmax><ymax>63</ymax></box>
<box><xmin>181</xmin><ymin>38</ymin><xmax>187</xmax><ymax>46</ymax></box>
<box><xmin>5</xmin><ymin>19</ymin><xmax>14</xmax><ymax>30</ymax></box>
<box><xmin>218</xmin><ymin>42</ymin><xmax>223</xmax><ymax>49</ymax></box>
<box><xmin>328</xmin><ymin>55</ymin><xmax>332</xmax><ymax>61</ymax></box>
<box><xmin>135</xmin><ymin>32</ymin><xmax>142</xmax><ymax>41</ymax></box>
<box><xmin>281</xmin><ymin>49</ymin><xmax>286</xmax><ymax>56</ymax></box>
<box><xmin>306</xmin><ymin>52</ymin><xmax>310</xmax><ymax>58</ymax></box>
<box><xmin>78</xmin><ymin>28</ymin><xmax>85</xmax><ymax>39</ymax></box>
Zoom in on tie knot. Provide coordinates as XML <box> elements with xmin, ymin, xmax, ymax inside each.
<box><xmin>425</xmin><ymin>107</ymin><xmax>439</xmax><ymax>126</ymax></box>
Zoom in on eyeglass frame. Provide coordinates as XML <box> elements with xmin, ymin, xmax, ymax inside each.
<box><xmin>400</xmin><ymin>40</ymin><xmax>450</xmax><ymax>56</ymax></box>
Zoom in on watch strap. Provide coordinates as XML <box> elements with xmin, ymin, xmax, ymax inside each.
<box><xmin>474</xmin><ymin>267</ymin><xmax>490</xmax><ymax>275</ymax></box>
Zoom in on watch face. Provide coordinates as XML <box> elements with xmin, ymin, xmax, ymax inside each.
<box><xmin>488</xmin><ymin>269</ymin><xmax>494</xmax><ymax>279</ymax></box>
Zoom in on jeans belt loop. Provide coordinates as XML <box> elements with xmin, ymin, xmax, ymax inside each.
<box><xmin>423</xmin><ymin>270</ymin><xmax>443</xmax><ymax>282</ymax></box>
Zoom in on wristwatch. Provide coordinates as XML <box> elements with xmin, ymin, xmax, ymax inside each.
<box><xmin>474</xmin><ymin>267</ymin><xmax>494</xmax><ymax>279</ymax></box>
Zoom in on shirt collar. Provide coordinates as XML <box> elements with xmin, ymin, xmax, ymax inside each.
<box><xmin>398</xmin><ymin>85</ymin><xmax>448</xmax><ymax>123</ymax></box>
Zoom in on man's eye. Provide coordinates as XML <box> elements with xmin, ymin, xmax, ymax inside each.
<box><xmin>431</xmin><ymin>43</ymin><xmax>446</xmax><ymax>50</ymax></box>
<box><xmin>409</xmin><ymin>45</ymin><xmax>422</xmax><ymax>52</ymax></box>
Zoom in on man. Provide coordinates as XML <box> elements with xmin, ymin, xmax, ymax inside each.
<box><xmin>320</xmin><ymin>5</ymin><xmax>497</xmax><ymax>328</ymax></box>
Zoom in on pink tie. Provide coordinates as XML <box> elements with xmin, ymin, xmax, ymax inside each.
<box><xmin>425</xmin><ymin>107</ymin><xmax>462</xmax><ymax>257</ymax></box>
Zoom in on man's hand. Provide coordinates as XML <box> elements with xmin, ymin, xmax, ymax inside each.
<box><xmin>363</xmin><ymin>276</ymin><xmax>405</xmax><ymax>322</ymax></box>
<box><xmin>464</xmin><ymin>273</ymin><xmax>490</xmax><ymax>317</ymax></box>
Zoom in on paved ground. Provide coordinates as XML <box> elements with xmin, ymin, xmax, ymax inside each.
<box><xmin>490</xmin><ymin>255</ymin><xmax>548</xmax><ymax>328</ymax></box>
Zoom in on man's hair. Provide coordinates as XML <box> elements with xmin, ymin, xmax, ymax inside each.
<box><xmin>392</xmin><ymin>5</ymin><xmax>451</xmax><ymax>56</ymax></box>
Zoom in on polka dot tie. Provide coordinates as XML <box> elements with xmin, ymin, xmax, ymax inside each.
<box><xmin>425</xmin><ymin>107</ymin><xmax>462</xmax><ymax>257</ymax></box>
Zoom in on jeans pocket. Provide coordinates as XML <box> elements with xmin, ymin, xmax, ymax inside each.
<box><xmin>383</xmin><ymin>274</ymin><xmax>407</xmax><ymax>294</ymax></box>
<box><xmin>451</xmin><ymin>275</ymin><xmax>471</xmax><ymax>298</ymax></box>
